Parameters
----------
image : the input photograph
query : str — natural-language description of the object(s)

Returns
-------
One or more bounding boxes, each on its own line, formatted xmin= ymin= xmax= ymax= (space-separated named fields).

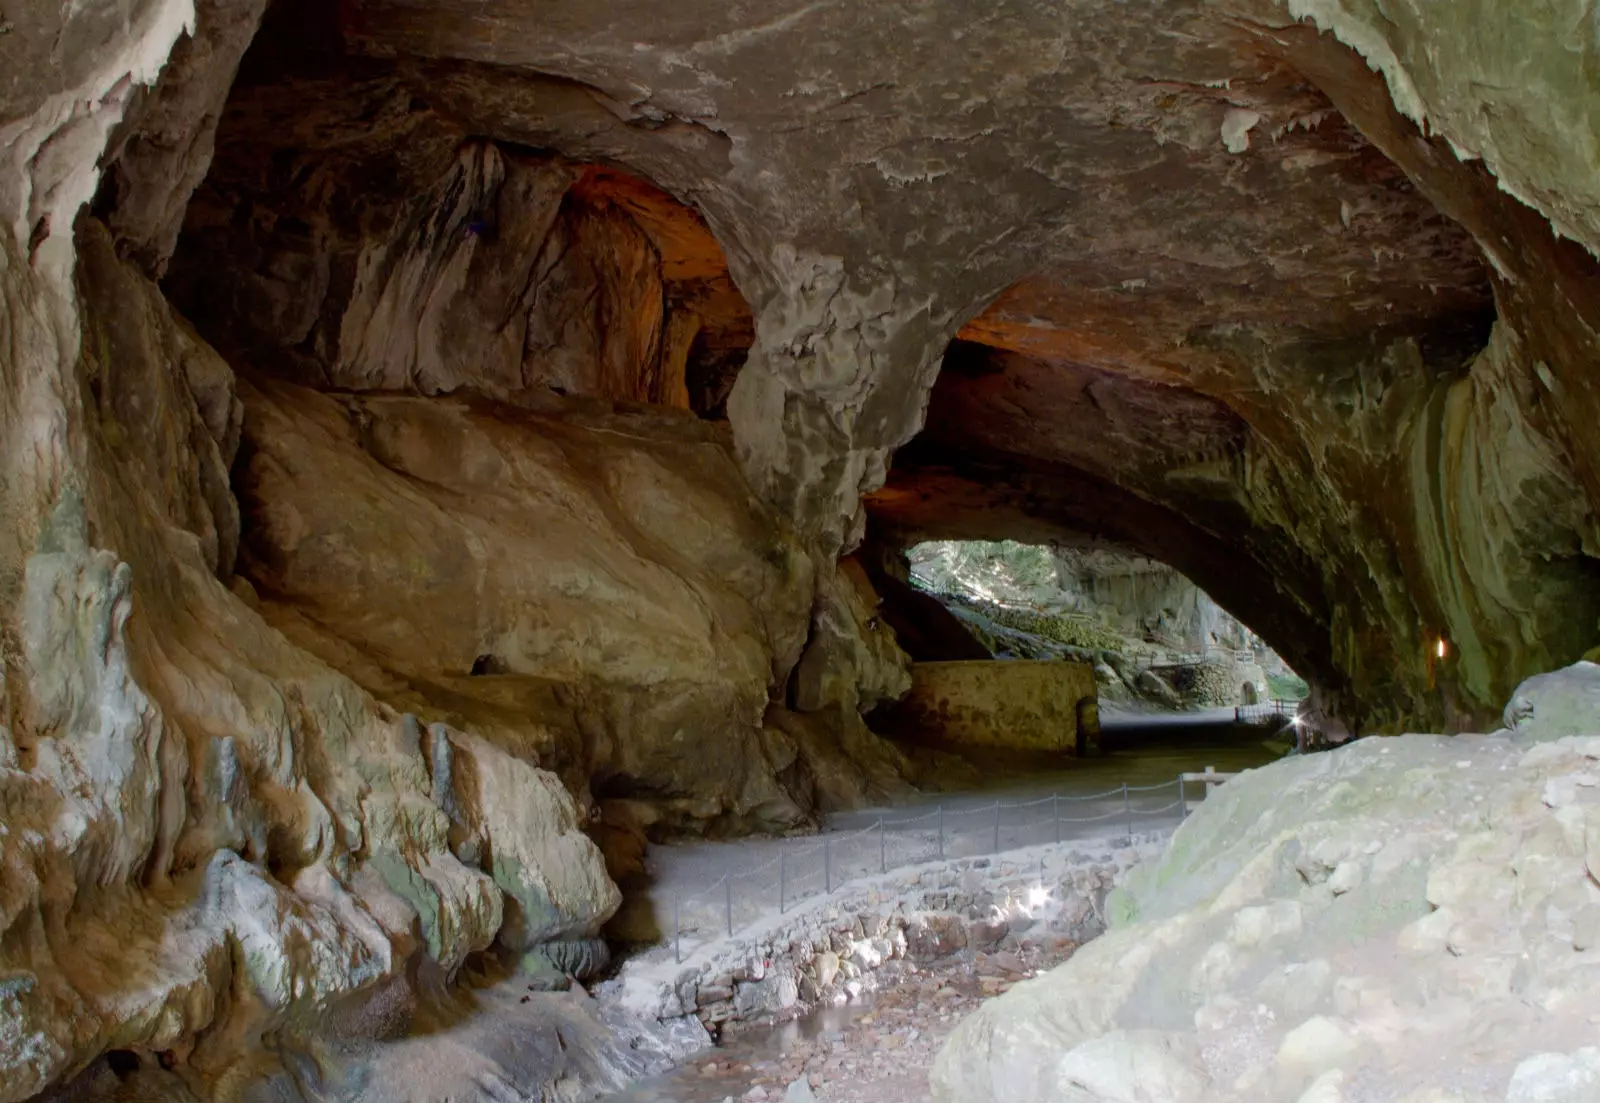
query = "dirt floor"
xmin=601 ymin=938 xmax=1081 ymax=1102
xmin=601 ymin=714 xmax=1284 ymax=1102
xmin=611 ymin=711 xmax=1282 ymax=951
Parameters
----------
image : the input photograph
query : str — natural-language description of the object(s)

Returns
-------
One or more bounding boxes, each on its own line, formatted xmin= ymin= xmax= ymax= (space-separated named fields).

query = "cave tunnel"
xmin=9 ymin=0 xmax=1600 ymax=1100
xmin=858 ymin=530 xmax=1311 ymax=772
xmin=860 ymin=163 xmax=1600 ymax=737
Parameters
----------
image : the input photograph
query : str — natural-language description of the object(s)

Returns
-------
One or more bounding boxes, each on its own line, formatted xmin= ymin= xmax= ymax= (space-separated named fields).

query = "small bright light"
xmin=1436 ymin=639 xmax=1447 ymax=659
xmin=1291 ymin=715 xmax=1305 ymax=728
xmin=1028 ymin=885 xmax=1050 ymax=910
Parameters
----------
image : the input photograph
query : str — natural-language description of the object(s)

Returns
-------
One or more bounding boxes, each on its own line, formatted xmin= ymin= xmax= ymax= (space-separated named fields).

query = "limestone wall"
xmin=932 ymin=663 xmax=1600 ymax=1103
xmin=878 ymin=661 xmax=1099 ymax=755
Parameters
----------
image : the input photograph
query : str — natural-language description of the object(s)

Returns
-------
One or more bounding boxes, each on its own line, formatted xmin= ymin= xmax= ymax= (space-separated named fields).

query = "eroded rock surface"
xmin=0 ymin=222 xmax=632 ymax=1100
xmin=934 ymin=664 xmax=1600 ymax=1102
xmin=6 ymin=0 xmax=1600 ymax=1098
xmin=233 ymin=374 xmax=823 ymax=834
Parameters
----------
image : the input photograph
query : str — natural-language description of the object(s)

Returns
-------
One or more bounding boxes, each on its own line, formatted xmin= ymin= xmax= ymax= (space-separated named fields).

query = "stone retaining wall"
xmin=876 ymin=660 xmax=1100 ymax=754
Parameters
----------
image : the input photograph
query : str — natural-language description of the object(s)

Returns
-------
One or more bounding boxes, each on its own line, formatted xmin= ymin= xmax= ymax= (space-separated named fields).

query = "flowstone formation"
xmin=932 ymin=663 xmax=1600 ymax=1103
xmin=3 ymin=0 xmax=1600 ymax=1099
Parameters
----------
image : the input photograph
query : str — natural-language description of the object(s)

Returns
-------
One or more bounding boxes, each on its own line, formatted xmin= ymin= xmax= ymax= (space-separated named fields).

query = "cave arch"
xmin=155 ymin=7 xmax=756 ymax=420
xmin=858 ymin=105 xmax=1584 ymax=736
xmin=863 ymin=222 xmax=1600 ymax=736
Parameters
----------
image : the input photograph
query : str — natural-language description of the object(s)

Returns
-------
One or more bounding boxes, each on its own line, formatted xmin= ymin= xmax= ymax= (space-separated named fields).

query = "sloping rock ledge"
xmin=934 ymin=662 xmax=1600 ymax=1103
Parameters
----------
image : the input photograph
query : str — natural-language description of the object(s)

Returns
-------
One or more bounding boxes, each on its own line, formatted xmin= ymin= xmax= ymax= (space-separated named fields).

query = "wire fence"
xmin=667 ymin=774 xmax=1219 ymax=964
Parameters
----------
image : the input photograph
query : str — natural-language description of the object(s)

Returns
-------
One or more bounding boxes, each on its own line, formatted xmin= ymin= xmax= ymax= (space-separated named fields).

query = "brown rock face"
xmin=172 ymin=0 xmax=1591 ymax=731
xmin=867 ymin=30 xmax=1600 ymax=730
xmin=161 ymin=30 xmax=754 ymax=416
xmin=5 ymin=0 xmax=1600 ymax=1096
xmin=234 ymin=375 xmax=819 ymax=831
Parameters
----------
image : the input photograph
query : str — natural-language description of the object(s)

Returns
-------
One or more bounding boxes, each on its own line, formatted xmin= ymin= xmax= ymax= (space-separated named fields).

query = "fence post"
xmin=673 ymin=893 xmax=682 ymax=964
xmin=937 ymin=804 xmax=945 ymax=860
xmin=1053 ymin=792 xmax=1061 ymax=845
xmin=879 ymin=818 xmax=887 ymax=874
xmin=725 ymin=874 xmax=733 ymax=937
xmin=1122 ymin=782 xmax=1132 ymax=844
xmin=992 ymin=801 xmax=1001 ymax=853
xmin=824 ymin=836 xmax=832 ymax=894
xmin=779 ymin=852 xmax=786 ymax=914
xmin=1178 ymin=774 xmax=1188 ymax=819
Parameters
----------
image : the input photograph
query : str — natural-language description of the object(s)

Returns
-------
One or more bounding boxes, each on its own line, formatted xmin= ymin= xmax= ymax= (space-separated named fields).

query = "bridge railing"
xmin=1233 ymin=698 xmax=1299 ymax=724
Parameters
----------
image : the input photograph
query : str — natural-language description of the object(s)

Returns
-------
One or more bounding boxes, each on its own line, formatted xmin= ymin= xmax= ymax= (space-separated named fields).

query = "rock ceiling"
xmin=2 ymin=1 xmax=1600 ymax=1095
xmin=142 ymin=0 xmax=1596 ymax=729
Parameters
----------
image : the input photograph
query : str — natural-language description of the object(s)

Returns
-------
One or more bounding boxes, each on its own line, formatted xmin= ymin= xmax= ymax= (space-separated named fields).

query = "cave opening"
xmin=858 ymin=525 xmax=1310 ymax=763
xmin=16 ymin=0 xmax=1600 ymax=1099
xmin=860 ymin=97 xmax=1520 ymax=736
xmin=901 ymin=538 xmax=1305 ymax=704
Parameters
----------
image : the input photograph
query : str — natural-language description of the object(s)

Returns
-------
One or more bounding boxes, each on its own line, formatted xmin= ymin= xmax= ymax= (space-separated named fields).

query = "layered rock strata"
xmin=0 ymin=84 xmax=904 ymax=1103
xmin=0 ymin=212 xmax=637 ymax=1100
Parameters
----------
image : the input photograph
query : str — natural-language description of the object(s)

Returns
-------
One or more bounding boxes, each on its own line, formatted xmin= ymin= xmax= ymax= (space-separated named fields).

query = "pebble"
xmin=628 ymin=939 xmax=1079 ymax=1101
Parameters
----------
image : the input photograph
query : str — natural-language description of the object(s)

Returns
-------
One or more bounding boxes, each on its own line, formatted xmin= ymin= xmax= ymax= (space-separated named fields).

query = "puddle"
xmin=598 ymin=993 xmax=876 ymax=1102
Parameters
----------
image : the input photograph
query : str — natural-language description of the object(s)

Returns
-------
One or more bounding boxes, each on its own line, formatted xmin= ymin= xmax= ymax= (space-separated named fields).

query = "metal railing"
xmin=667 ymin=774 xmax=1216 ymax=964
xmin=1234 ymin=698 xmax=1299 ymax=724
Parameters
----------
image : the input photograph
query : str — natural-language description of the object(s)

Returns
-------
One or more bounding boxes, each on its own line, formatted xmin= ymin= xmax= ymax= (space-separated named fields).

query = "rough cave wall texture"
xmin=1051 ymin=550 xmax=1261 ymax=657
xmin=3 ymin=0 xmax=1600 ymax=1097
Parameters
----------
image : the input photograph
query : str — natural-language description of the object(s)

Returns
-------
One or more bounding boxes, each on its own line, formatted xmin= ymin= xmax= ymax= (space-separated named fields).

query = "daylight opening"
xmin=905 ymin=539 xmax=1307 ymax=709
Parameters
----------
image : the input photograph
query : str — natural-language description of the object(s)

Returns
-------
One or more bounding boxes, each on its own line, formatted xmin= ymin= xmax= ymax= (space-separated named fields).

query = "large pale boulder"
xmin=1053 ymin=1030 xmax=1210 ymax=1103
xmin=1506 ymin=1049 xmax=1600 ymax=1103
xmin=1503 ymin=662 xmax=1600 ymax=743
xmin=935 ymin=663 xmax=1600 ymax=1102
xmin=435 ymin=726 xmax=622 ymax=956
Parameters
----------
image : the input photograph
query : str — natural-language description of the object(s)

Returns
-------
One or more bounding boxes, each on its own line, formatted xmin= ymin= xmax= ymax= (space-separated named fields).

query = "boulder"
xmin=1053 ymin=1030 xmax=1210 ymax=1103
xmin=435 ymin=728 xmax=622 ymax=953
xmin=1134 ymin=670 xmax=1182 ymax=710
xmin=933 ymin=679 xmax=1600 ymax=1101
xmin=1507 ymin=1050 xmax=1600 ymax=1103
xmin=1504 ymin=663 xmax=1600 ymax=743
xmin=233 ymin=375 xmax=826 ymax=833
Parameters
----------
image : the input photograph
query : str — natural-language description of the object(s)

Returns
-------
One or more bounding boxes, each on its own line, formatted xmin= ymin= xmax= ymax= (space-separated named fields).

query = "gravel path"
xmin=621 ymin=711 xmax=1281 ymax=961
xmin=598 ymin=714 xmax=1284 ymax=1101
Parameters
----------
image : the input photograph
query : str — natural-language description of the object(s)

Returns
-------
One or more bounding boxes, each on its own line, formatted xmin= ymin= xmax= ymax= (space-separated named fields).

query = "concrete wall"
xmin=880 ymin=660 xmax=1099 ymax=754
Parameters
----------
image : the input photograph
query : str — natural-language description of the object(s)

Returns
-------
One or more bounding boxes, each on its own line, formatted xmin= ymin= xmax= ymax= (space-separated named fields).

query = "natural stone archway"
xmin=4 ymin=0 xmax=1600 ymax=1097
xmin=141 ymin=14 xmax=927 ymax=852
xmin=860 ymin=13 xmax=1600 ymax=734
xmin=324 ymin=0 xmax=1600 ymax=735
xmin=127 ymin=0 xmax=1600 ymax=739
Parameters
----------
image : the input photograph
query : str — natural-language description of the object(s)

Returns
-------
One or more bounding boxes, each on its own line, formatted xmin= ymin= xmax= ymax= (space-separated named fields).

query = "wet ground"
xmin=600 ymin=938 xmax=1083 ymax=1102
xmin=627 ymin=711 xmax=1286 ymax=952
xmin=598 ymin=713 xmax=1284 ymax=1102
